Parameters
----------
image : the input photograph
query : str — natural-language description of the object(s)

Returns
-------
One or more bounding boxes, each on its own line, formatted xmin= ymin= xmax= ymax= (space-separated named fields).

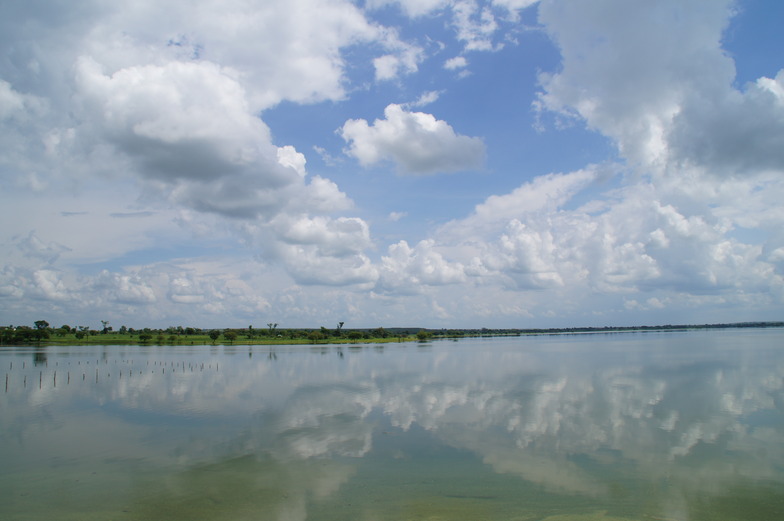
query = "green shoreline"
xmin=2 ymin=321 xmax=782 ymax=347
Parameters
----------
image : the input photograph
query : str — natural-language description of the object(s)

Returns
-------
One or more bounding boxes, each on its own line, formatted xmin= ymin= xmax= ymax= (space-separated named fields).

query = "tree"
xmin=308 ymin=331 xmax=325 ymax=342
xmin=224 ymin=331 xmax=237 ymax=344
xmin=208 ymin=330 xmax=221 ymax=343
xmin=34 ymin=320 xmax=49 ymax=330
xmin=101 ymin=320 xmax=110 ymax=334
xmin=416 ymin=330 xmax=432 ymax=341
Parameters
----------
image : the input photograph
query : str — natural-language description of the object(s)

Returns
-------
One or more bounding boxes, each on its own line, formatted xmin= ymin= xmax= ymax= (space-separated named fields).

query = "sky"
xmin=1 ymin=0 xmax=783 ymax=330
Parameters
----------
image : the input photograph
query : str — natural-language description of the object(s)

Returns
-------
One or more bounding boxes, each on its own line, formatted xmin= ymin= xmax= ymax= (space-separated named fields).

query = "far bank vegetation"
xmin=2 ymin=320 xmax=783 ymax=346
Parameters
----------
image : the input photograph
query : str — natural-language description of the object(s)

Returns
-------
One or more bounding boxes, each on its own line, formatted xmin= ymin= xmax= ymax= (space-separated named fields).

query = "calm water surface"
xmin=2 ymin=329 xmax=783 ymax=520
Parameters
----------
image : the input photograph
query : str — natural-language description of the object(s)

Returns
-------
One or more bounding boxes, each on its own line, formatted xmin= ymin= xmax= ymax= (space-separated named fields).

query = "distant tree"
xmin=34 ymin=320 xmax=49 ymax=330
xmin=75 ymin=331 xmax=86 ymax=340
xmin=347 ymin=331 xmax=364 ymax=340
xmin=119 ymin=325 xmax=128 ymax=334
xmin=416 ymin=330 xmax=431 ymax=341
xmin=101 ymin=320 xmax=110 ymax=334
xmin=224 ymin=331 xmax=237 ymax=344
xmin=138 ymin=333 xmax=153 ymax=344
xmin=334 ymin=321 xmax=345 ymax=337
xmin=308 ymin=331 xmax=325 ymax=342
xmin=209 ymin=330 xmax=221 ymax=343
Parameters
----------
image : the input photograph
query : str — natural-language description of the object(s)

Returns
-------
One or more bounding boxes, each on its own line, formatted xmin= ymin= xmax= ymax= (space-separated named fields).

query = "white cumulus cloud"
xmin=340 ymin=104 xmax=485 ymax=175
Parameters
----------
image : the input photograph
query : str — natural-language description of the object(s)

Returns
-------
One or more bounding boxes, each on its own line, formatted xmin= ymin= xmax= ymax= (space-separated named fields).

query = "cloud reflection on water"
xmin=2 ymin=331 xmax=783 ymax=520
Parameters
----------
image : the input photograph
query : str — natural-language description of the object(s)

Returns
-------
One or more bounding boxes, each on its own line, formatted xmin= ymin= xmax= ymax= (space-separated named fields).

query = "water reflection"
xmin=1 ymin=330 xmax=783 ymax=520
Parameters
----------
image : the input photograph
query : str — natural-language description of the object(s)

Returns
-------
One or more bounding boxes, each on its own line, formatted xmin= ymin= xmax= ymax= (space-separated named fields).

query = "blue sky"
xmin=1 ymin=0 xmax=783 ymax=330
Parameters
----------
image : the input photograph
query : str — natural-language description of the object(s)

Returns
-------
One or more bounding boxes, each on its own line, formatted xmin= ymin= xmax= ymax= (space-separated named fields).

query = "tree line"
xmin=2 ymin=320 xmax=781 ymax=346
xmin=0 ymin=321 xmax=427 ymax=345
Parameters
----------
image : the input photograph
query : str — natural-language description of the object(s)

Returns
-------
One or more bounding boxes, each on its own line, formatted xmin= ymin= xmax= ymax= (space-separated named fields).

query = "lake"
xmin=2 ymin=329 xmax=783 ymax=520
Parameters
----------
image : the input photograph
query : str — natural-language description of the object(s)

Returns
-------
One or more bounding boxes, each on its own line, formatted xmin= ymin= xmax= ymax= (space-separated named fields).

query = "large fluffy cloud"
xmin=377 ymin=239 xmax=467 ymax=294
xmin=535 ymin=0 xmax=736 ymax=168
xmin=536 ymin=0 xmax=784 ymax=181
xmin=75 ymin=0 xmax=388 ymax=110
xmin=73 ymin=58 xmax=309 ymax=217
xmin=668 ymin=70 xmax=784 ymax=176
xmin=340 ymin=104 xmax=485 ymax=175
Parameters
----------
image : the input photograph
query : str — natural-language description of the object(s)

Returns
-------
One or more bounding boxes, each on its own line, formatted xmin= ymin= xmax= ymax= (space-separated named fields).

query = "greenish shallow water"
xmin=2 ymin=329 xmax=783 ymax=520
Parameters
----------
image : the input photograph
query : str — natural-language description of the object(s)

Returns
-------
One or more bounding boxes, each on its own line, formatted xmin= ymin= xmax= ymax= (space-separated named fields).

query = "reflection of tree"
xmin=33 ymin=346 xmax=47 ymax=366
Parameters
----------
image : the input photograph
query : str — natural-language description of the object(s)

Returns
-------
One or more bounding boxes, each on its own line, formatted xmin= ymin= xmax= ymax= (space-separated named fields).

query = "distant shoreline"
xmin=2 ymin=321 xmax=782 ymax=347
